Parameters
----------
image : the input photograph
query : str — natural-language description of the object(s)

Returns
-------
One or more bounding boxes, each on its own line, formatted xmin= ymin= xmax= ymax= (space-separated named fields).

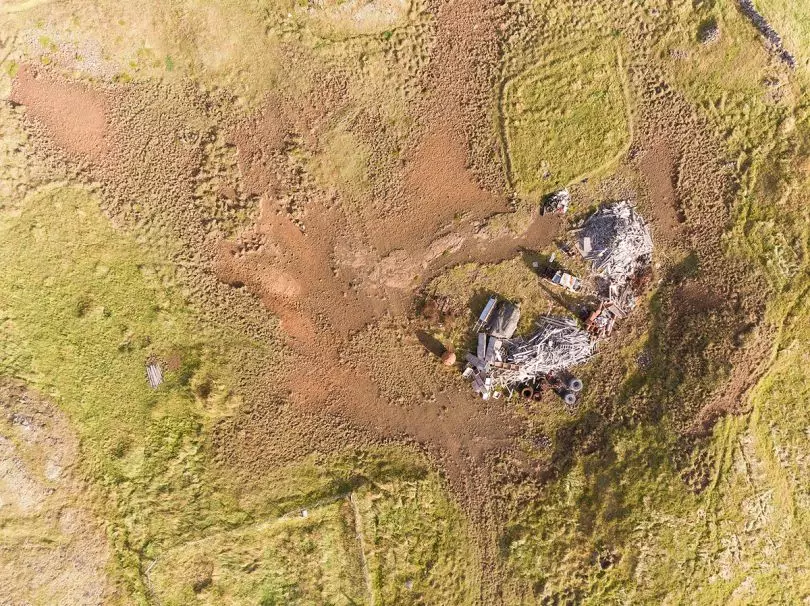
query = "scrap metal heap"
xmin=461 ymin=201 xmax=653 ymax=400
xmin=575 ymin=200 xmax=653 ymax=311
xmin=542 ymin=189 xmax=570 ymax=215
xmin=500 ymin=316 xmax=593 ymax=382
xmin=465 ymin=312 xmax=593 ymax=400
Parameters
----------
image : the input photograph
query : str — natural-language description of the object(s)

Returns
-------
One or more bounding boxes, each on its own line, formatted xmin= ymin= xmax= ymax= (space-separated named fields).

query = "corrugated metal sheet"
xmin=146 ymin=363 xmax=163 ymax=389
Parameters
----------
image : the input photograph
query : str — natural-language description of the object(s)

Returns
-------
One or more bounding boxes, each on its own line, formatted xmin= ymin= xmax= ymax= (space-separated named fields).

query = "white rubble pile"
xmin=461 ymin=201 xmax=653 ymax=400
xmin=465 ymin=315 xmax=593 ymax=399
xmin=576 ymin=201 xmax=652 ymax=308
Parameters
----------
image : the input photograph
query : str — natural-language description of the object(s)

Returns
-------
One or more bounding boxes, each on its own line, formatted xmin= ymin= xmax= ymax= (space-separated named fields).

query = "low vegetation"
xmin=2 ymin=0 xmax=810 ymax=603
xmin=503 ymin=43 xmax=630 ymax=195
xmin=495 ymin=1 xmax=810 ymax=601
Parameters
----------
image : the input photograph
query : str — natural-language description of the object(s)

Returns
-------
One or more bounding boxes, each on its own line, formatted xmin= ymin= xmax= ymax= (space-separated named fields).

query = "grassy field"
xmin=500 ymin=281 xmax=810 ymax=603
xmin=503 ymin=42 xmax=630 ymax=195
xmin=152 ymin=472 xmax=480 ymax=605
xmin=151 ymin=500 xmax=365 ymax=605
xmin=501 ymin=275 xmax=810 ymax=603
xmin=495 ymin=0 xmax=810 ymax=600
xmin=0 ymin=184 xmax=259 ymax=593
xmin=756 ymin=0 xmax=810 ymax=70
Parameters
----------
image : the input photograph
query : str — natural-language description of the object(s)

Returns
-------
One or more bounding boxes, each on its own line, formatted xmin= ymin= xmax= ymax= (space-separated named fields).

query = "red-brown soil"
xmin=10 ymin=65 xmax=107 ymax=160
xmin=386 ymin=127 xmax=507 ymax=253
xmin=636 ymin=140 xmax=683 ymax=245
xmin=8 ymin=50 xmax=540 ymax=502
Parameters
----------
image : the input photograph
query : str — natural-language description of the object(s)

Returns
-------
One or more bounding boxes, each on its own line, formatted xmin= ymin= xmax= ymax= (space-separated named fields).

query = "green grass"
xmin=656 ymin=0 xmax=791 ymax=168
xmin=152 ymin=471 xmax=480 ymax=605
xmin=4 ymin=0 xmax=810 ymax=603
xmin=502 ymin=367 xmax=810 ymax=603
xmin=0 ymin=184 xmax=262 ymax=592
xmin=497 ymin=3 xmax=810 ymax=602
xmin=503 ymin=42 xmax=630 ymax=195
xmin=357 ymin=475 xmax=481 ymax=604
xmin=755 ymin=0 xmax=810 ymax=69
xmin=233 ymin=450 xmax=482 ymax=604
xmin=309 ymin=126 xmax=372 ymax=205
xmin=151 ymin=501 xmax=366 ymax=605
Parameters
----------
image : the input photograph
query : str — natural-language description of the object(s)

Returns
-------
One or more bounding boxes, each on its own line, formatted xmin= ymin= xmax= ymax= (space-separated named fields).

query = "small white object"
xmin=301 ymin=509 xmax=309 ymax=518
xmin=146 ymin=363 xmax=163 ymax=389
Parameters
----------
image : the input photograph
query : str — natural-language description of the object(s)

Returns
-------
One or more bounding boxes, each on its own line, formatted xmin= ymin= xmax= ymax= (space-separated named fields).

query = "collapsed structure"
xmin=574 ymin=201 xmax=653 ymax=337
xmin=462 ymin=200 xmax=653 ymax=401
xmin=575 ymin=200 xmax=653 ymax=311
xmin=542 ymin=189 xmax=570 ymax=215
xmin=465 ymin=311 xmax=593 ymax=400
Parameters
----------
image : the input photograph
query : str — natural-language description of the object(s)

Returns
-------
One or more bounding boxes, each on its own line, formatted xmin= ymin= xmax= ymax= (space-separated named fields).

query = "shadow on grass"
xmin=415 ymin=329 xmax=445 ymax=358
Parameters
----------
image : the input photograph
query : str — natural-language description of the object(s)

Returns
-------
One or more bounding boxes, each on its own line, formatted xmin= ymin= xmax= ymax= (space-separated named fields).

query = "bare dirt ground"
xmin=7 ymin=39 xmax=535 ymax=519
xmin=636 ymin=140 xmax=684 ymax=245
xmin=9 ymin=65 xmax=107 ymax=159
xmin=0 ymin=380 xmax=115 ymax=605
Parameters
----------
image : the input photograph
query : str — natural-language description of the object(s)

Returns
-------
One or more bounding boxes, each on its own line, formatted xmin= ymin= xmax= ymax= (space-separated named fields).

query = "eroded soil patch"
xmin=10 ymin=65 xmax=107 ymax=159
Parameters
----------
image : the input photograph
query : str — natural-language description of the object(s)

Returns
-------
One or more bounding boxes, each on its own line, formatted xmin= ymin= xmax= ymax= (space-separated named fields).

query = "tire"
xmin=521 ymin=386 xmax=534 ymax=399
xmin=568 ymin=378 xmax=583 ymax=392
xmin=563 ymin=392 xmax=577 ymax=406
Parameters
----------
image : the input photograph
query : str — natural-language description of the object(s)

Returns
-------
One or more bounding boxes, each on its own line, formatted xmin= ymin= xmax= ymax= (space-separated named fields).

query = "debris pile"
xmin=585 ymin=300 xmax=626 ymax=338
xmin=458 ymin=200 xmax=653 ymax=403
xmin=698 ymin=20 xmax=720 ymax=45
xmin=575 ymin=200 xmax=652 ymax=311
xmin=542 ymin=189 xmax=570 ymax=215
xmin=464 ymin=313 xmax=592 ymax=400
xmin=550 ymin=269 xmax=582 ymax=293
xmin=503 ymin=316 xmax=593 ymax=379
xmin=146 ymin=362 xmax=163 ymax=389
xmin=473 ymin=296 xmax=520 ymax=337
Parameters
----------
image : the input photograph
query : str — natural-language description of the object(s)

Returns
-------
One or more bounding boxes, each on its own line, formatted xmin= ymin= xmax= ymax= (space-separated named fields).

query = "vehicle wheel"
xmin=568 ymin=378 xmax=583 ymax=392
xmin=563 ymin=392 xmax=577 ymax=406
